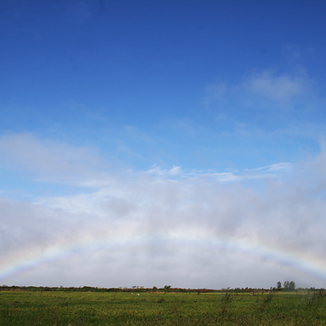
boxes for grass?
[1,290,326,325]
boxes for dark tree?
[283,281,295,291]
[163,285,171,292]
[289,281,295,291]
[277,281,282,290]
[283,281,290,290]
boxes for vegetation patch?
[0,285,326,325]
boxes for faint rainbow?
[1,232,326,284]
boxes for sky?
[1,0,326,289]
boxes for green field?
[1,290,326,325]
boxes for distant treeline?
[0,285,324,293]
[0,285,216,293]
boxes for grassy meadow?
[1,289,326,325]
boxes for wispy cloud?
[202,66,325,148]
[205,68,313,111]
[244,70,308,102]
[148,165,182,177]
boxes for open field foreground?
[1,290,326,325]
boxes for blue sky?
[2,0,325,173]
[1,0,326,289]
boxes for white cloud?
[1,135,326,289]
[244,70,308,102]
[0,133,110,186]
[264,162,293,172]
[205,69,312,111]
[243,163,293,177]
[148,165,182,177]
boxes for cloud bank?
[1,134,326,289]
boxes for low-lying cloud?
[1,134,326,289]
